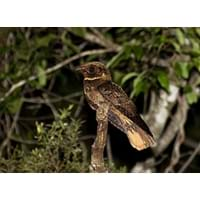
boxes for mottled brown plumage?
[79,61,155,151]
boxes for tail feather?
[127,128,155,151]
[108,106,156,151]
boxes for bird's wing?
[98,81,155,150]
[98,81,137,117]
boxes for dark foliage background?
[0,27,199,172]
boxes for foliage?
[0,108,89,172]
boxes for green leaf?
[170,40,181,52]
[196,65,200,72]
[193,58,200,72]
[186,91,198,105]
[106,49,124,69]
[157,70,169,91]
[7,97,22,114]
[61,31,80,53]
[195,28,200,37]
[37,67,47,87]
[131,74,148,97]
[176,29,185,45]
[124,44,133,59]
[133,45,143,60]
[183,85,192,93]
[70,28,86,37]
[121,72,138,85]
[191,38,200,51]
[175,61,189,79]
[159,35,167,44]
[113,70,125,84]
[35,34,56,47]
[107,51,125,68]
[106,44,132,69]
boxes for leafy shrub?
[0,107,89,172]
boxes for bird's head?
[78,62,111,81]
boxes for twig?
[106,134,113,167]
[0,49,114,103]
[67,28,121,52]
[9,136,37,145]
[47,74,56,91]
[43,93,59,119]
[146,84,179,140]
[152,71,199,157]
[165,128,185,172]
[178,142,200,173]
[89,28,121,51]
[18,115,54,121]
[22,92,82,104]
[79,135,95,141]
[74,95,84,118]
[165,97,187,172]
[184,138,200,156]
[90,104,109,172]
[0,103,22,156]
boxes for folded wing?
[98,81,155,150]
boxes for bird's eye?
[88,66,96,74]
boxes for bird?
[78,61,155,151]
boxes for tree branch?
[178,142,200,173]
[0,49,114,103]
[90,104,109,172]
[0,102,22,156]
[153,96,188,156]
[145,84,179,139]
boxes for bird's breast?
[84,85,106,110]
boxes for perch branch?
[0,49,114,103]
[90,104,109,172]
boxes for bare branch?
[184,138,200,156]
[89,28,121,51]
[43,93,59,119]
[0,49,114,103]
[74,96,84,118]
[165,127,185,172]
[22,91,82,104]
[178,142,200,173]
[0,102,23,156]
[67,27,121,51]
[9,136,37,145]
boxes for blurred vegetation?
[0,28,200,172]
[0,107,89,172]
